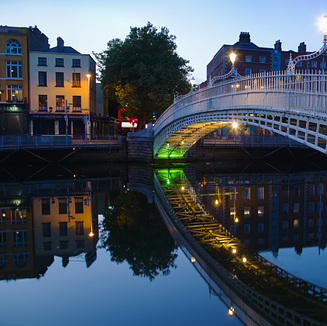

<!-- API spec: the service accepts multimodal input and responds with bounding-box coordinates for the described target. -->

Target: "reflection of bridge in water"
[154,168,327,325]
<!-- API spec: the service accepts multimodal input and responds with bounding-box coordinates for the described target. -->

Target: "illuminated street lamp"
[210,52,239,84]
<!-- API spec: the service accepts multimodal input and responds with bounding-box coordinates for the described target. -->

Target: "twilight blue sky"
[1,0,327,83]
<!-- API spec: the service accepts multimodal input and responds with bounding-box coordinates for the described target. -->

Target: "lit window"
[12,209,27,224]
[6,39,21,54]
[72,73,81,87]
[38,95,48,112]
[244,207,250,217]
[230,207,235,217]
[258,187,264,200]
[293,219,299,228]
[7,85,23,101]
[258,206,264,216]
[6,61,22,78]
[56,95,65,112]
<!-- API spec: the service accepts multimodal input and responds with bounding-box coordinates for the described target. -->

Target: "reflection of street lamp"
[288,15,327,73]
[86,74,91,140]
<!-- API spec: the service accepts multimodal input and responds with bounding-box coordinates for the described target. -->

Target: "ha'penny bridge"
[153,168,327,326]
[151,70,327,160]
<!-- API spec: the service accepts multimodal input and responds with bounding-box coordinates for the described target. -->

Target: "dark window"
[41,198,50,215]
[43,242,52,250]
[76,240,84,248]
[56,95,65,111]
[38,71,47,86]
[43,223,51,237]
[56,72,64,87]
[59,240,68,249]
[72,73,81,87]
[75,221,84,236]
[75,197,83,213]
[55,58,64,67]
[72,59,81,67]
[58,198,67,214]
[0,232,7,248]
[38,57,47,66]
[59,222,68,236]
[73,96,81,112]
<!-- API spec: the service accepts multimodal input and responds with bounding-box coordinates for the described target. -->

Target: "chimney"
[239,32,251,43]
[57,37,64,52]
[298,42,306,54]
[274,40,282,51]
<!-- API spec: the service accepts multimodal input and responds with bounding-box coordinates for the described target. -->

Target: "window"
[230,207,235,217]
[13,253,28,267]
[244,224,250,233]
[59,240,68,249]
[293,203,300,214]
[308,202,314,213]
[58,198,67,214]
[244,207,250,217]
[43,242,52,251]
[258,187,264,200]
[312,61,318,68]
[259,56,266,63]
[0,210,6,224]
[7,85,23,101]
[72,73,81,87]
[245,55,252,62]
[294,185,300,197]
[56,95,65,112]
[282,234,289,241]
[75,197,83,213]
[245,68,252,76]
[75,221,84,236]
[0,232,6,248]
[317,201,323,213]
[72,59,81,67]
[308,184,315,197]
[243,187,250,200]
[12,231,27,247]
[76,240,85,248]
[59,222,68,236]
[38,95,48,112]
[283,185,289,197]
[6,39,21,54]
[293,219,299,228]
[6,61,22,78]
[258,206,264,216]
[293,233,299,241]
[38,57,47,66]
[230,225,236,234]
[308,219,314,228]
[43,223,51,237]
[73,96,81,112]
[257,223,264,233]
[0,254,7,268]
[55,58,64,67]
[56,72,64,87]
[282,220,289,229]
[282,203,289,214]
[38,71,47,86]
[41,198,50,215]
[12,209,27,224]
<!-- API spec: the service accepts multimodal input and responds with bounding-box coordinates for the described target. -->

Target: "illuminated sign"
[121,122,137,128]
[0,104,25,113]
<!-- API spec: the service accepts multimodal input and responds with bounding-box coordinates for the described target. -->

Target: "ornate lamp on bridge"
[287,15,327,74]
[209,52,241,85]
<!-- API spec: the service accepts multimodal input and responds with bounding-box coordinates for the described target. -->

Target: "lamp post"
[287,15,327,74]
[86,73,91,140]
[210,52,239,85]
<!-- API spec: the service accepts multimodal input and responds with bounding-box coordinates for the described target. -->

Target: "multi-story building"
[29,37,96,138]
[0,25,48,134]
[206,32,327,83]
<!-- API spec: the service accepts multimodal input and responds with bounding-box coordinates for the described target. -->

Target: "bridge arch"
[154,71,327,159]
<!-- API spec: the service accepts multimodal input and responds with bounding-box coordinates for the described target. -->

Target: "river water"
[0,161,326,325]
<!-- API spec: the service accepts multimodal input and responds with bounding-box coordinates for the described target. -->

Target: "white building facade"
[29,37,96,138]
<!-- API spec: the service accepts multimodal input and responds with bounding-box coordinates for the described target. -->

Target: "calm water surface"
[0,162,326,325]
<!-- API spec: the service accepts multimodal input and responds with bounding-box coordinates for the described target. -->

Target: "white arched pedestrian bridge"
[153,71,327,159]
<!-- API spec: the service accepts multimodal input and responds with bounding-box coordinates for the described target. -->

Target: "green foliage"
[101,188,177,281]
[95,22,193,126]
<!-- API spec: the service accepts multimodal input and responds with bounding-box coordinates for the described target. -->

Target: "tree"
[95,22,193,129]
[101,188,178,281]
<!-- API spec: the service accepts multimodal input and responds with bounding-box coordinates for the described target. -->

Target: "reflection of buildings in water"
[33,187,98,268]
[199,174,327,253]
[0,184,99,280]
[0,199,36,280]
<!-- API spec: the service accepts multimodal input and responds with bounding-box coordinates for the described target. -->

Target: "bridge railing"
[155,70,327,136]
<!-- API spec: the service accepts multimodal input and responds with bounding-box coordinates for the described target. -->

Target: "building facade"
[0,26,48,135]
[206,32,327,83]
[29,37,96,138]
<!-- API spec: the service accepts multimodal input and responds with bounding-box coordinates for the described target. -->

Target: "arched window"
[6,39,22,54]
[13,253,28,267]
